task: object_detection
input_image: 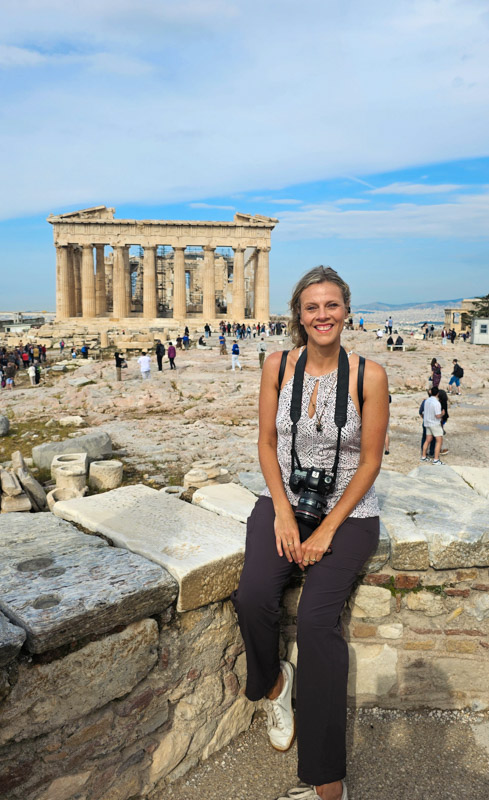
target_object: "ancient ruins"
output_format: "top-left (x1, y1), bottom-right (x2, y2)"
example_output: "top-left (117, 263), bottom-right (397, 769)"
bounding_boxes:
top-left (49, 206), bottom-right (278, 330)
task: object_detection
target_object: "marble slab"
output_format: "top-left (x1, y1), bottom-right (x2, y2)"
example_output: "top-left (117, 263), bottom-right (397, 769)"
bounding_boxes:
top-left (0, 513), bottom-right (177, 653)
top-left (53, 484), bottom-right (246, 612)
top-left (192, 483), bottom-right (257, 523)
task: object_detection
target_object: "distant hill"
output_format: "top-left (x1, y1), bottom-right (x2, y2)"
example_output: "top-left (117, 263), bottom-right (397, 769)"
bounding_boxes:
top-left (352, 298), bottom-right (464, 312)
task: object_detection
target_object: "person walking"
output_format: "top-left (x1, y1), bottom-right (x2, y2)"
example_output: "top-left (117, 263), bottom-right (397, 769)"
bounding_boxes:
top-left (27, 363), bottom-right (36, 386)
top-left (420, 386), bottom-right (444, 464)
top-left (114, 351), bottom-right (125, 381)
top-left (167, 342), bottom-right (176, 370)
top-left (219, 332), bottom-right (227, 355)
top-left (137, 351), bottom-right (151, 380)
top-left (449, 359), bottom-right (463, 394)
top-left (257, 337), bottom-right (267, 369)
top-left (430, 358), bottom-right (441, 389)
top-left (232, 266), bottom-right (388, 800)
top-left (231, 340), bottom-right (242, 371)
top-left (155, 340), bottom-right (166, 371)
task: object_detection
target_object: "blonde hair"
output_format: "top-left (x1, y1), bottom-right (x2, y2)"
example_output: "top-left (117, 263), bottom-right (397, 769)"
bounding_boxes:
top-left (288, 266), bottom-right (351, 347)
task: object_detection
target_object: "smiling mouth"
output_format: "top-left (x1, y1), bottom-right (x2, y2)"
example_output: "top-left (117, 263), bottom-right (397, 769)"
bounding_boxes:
top-left (314, 324), bottom-right (334, 331)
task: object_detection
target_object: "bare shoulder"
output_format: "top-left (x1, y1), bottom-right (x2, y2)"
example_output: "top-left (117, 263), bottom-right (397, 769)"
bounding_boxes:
top-left (363, 357), bottom-right (388, 390)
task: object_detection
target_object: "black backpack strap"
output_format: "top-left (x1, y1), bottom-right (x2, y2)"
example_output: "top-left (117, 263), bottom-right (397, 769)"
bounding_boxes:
top-left (357, 356), bottom-right (365, 415)
top-left (277, 350), bottom-right (289, 396)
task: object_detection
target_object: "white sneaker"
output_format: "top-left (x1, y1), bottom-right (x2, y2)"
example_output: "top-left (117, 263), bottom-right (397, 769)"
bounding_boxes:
top-left (432, 459), bottom-right (444, 465)
top-left (265, 660), bottom-right (295, 751)
top-left (276, 781), bottom-right (348, 799)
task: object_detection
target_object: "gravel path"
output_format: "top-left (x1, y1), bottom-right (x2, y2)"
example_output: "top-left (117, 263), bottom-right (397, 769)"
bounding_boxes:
top-left (160, 708), bottom-right (489, 800)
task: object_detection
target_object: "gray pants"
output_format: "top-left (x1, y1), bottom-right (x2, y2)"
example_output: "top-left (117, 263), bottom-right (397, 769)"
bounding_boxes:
top-left (232, 496), bottom-right (379, 786)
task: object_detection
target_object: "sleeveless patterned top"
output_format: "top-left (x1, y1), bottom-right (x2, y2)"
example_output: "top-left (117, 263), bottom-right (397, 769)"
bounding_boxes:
top-left (262, 360), bottom-right (380, 518)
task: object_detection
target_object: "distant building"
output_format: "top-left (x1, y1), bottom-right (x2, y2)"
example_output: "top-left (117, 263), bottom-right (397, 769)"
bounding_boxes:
top-left (471, 318), bottom-right (489, 346)
top-left (444, 298), bottom-right (478, 333)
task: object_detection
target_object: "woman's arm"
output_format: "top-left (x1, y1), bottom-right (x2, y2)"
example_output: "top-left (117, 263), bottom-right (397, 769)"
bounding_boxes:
top-left (301, 359), bottom-right (389, 565)
top-left (258, 352), bottom-right (303, 566)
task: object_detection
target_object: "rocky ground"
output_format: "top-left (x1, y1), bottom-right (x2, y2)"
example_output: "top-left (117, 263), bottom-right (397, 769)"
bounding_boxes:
top-left (1, 330), bottom-right (488, 484)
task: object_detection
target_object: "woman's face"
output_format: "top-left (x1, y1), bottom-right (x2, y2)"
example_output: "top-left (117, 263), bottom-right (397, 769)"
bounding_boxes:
top-left (299, 281), bottom-right (347, 347)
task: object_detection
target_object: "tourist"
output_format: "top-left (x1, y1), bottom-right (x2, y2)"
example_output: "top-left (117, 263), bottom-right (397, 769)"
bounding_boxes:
top-left (198, 335), bottom-right (206, 346)
top-left (430, 358), bottom-right (441, 389)
top-left (176, 336), bottom-right (183, 349)
top-left (384, 318), bottom-right (389, 334)
top-left (182, 333), bottom-right (190, 350)
top-left (167, 341), bottom-right (176, 370)
top-left (450, 328), bottom-right (456, 344)
top-left (137, 351), bottom-right (151, 380)
top-left (441, 328), bottom-right (447, 346)
top-left (27, 363), bottom-right (36, 386)
top-left (449, 359), bottom-right (464, 394)
top-left (34, 361), bottom-right (42, 385)
top-left (114, 351), bottom-right (125, 381)
top-left (376, 328), bottom-right (384, 339)
top-left (155, 340), bottom-right (166, 371)
top-left (21, 350), bottom-right (29, 369)
top-left (257, 336), bottom-right (267, 369)
top-left (219, 332), bottom-right (227, 355)
top-left (81, 343), bottom-right (88, 359)
top-left (386, 335), bottom-right (394, 347)
top-left (59, 339), bottom-right (65, 353)
top-left (394, 334), bottom-right (404, 349)
top-left (420, 386), bottom-right (444, 464)
top-left (71, 347), bottom-right (77, 359)
top-left (204, 323), bottom-right (211, 338)
top-left (388, 317), bottom-right (393, 335)
top-left (359, 316), bottom-right (364, 330)
top-left (232, 265), bottom-right (388, 800)
top-left (5, 361), bottom-right (17, 389)
top-left (41, 345), bottom-right (47, 362)
top-left (231, 340), bottom-right (242, 371)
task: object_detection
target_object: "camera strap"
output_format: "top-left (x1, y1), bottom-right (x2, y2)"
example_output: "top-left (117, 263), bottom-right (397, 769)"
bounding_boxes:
top-left (289, 346), bottom-right (350, 482)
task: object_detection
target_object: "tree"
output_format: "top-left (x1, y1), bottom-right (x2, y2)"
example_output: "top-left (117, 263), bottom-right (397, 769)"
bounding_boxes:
top-left (471, 294), bottom-right (489, 319)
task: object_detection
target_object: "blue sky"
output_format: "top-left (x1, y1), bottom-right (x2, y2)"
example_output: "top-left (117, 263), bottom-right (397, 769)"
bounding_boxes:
top-left (1, 0), bottom-right (488, 313)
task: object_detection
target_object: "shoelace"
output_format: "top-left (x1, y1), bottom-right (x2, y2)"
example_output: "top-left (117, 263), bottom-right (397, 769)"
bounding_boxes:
top-left (265, 699), bottom-right (286, 732)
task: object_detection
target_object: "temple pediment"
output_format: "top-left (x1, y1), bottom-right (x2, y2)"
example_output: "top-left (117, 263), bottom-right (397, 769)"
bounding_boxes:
top-left (48, 206), bottom-right (115, 222)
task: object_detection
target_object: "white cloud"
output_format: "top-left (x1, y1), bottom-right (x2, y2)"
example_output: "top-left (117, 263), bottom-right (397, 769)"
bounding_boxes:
top-left (0, 45), bottom-right (46, 68)
top-left (368, 182), bottom-right (463, 195)
top-left (275, 191), bottom-right (489, 240)
top-left (252, 197), bottom-right (302, 205)
top-left (0, 0), bottom-right (489, 219)
top-left (335, 198), bottom-right (371, 205)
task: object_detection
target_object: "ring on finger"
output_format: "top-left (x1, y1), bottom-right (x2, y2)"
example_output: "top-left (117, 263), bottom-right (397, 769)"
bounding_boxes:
top-left (286, 541), bottom-right (293, 546)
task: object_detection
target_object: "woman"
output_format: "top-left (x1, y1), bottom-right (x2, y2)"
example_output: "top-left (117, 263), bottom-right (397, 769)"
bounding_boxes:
top-left (232, 266), bottom-right (389, 800)
top-left (431, 358), bottom-right (441, 389)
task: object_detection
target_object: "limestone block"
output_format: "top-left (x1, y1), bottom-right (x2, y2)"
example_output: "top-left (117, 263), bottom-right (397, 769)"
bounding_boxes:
top-left (381, 509), bottom-right (430, 570)
top-left (347, 643), bottom-right (398, 697)
top-left (202, 695), bottom-right (255, 760)
top-left (0, 618), bottom-right (158, 744)
top-left (59, 415), bottom-right (85, 427)
top-left (0, 512), bottom-right (177, 653)
top-left (192, 483), bottom-right (256, 523)
top-left (33, 432), bottom-right (112, 470)
top-left (238, 471), bottom-right (266, 496)
top-left (1, 492), bottom-right (32, 512)
top-left (55, 464), bottom-right (87, 492)
top-left (10, 450), bottom-right (26, 471)
top-left (51, 451), bottom-right (88, 479)
top-left (68, 376), bottom-right (94, 387)
top-left (378, 623), bottom-right (404, 639)
top-left (192, 460), bottom-right (221, 478)
top-left (174, 674), bottom-right (223, 722)
top-left (451, 466), bottom-right (489, 499)
top-left (16, 466), bottom-right (47, 510)
top-left (363, 520), bottom-right (390, 573)
top-left (36, 771), bottom-right (91, 800)
top-left (53, 484), bottom-right (246, 611)
top-left (46, 487), bottom-right (84, 510)
top-left (149, 729), bottom-right (192, 783)
top-left (0, 469), bottom-right (23, 497)
top-left (51, 364), bottom-right (67, 372)
top-left (89, 459), bottom-right (124, 490)
top-left (0, 611), bottom-right (26, 667)
top-left (0, 415), bottom-right (10, 436)
top-left (464, 592), bottom-right (489, 622)
top-left (406, 590), bottom-right (445, 616)
top-left (350, 585), bottom-right (392, 618)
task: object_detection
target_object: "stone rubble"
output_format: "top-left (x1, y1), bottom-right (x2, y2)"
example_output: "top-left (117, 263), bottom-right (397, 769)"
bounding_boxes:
top-left (0, 451), bottom-right (48, 513)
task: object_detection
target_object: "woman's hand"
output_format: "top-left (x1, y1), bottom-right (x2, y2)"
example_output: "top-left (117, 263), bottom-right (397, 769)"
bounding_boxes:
top-left (274, 507), bottom-right (302, 566)
top-left (300, 526), bottom-right (334, 567)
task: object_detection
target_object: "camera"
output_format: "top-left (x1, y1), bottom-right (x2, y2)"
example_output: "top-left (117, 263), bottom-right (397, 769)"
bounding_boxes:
top-left (289, 467), bottom-right (335, 529)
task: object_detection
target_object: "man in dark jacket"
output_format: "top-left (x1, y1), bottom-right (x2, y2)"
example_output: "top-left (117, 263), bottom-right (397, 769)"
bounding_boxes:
top-left (155, 340), bottom-right (166, 371)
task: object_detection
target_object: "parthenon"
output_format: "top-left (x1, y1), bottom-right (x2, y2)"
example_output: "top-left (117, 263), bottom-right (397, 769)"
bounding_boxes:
top-left (48, 206), bottom-right (278, 327)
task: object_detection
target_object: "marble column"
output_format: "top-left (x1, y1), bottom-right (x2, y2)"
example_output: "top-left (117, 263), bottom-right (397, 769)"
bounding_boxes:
top-left (231, 247), bottom-right (245, 321)
top-left (57, 246), bottom-right (70, 319)
top-left (143, 245), bottom-right (157, 319)
top-left (73, 248), bottom-right (82, 316)
top-left (95, 245), bottom-right (107, 316)
top-left (173, 246), bottom-right (186, 318)
top-left (112, 246), bottom-right (127, 319)
top-left (254, 247), bottom-right (270, 322)
top-left (124, 247), bottom-right (131, 316)
top-left (81, 244), bottom-right (96, 318)
top-left (67, 245), bottom-right (76, 317)
top-left (202, 246), bottom-right (216, 320)
top-left (105, 256), bottom-right (114, 312)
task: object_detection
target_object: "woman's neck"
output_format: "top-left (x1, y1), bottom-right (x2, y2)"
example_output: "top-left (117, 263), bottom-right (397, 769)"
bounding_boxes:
top-left (304, 340), bottom-right (341, 375)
